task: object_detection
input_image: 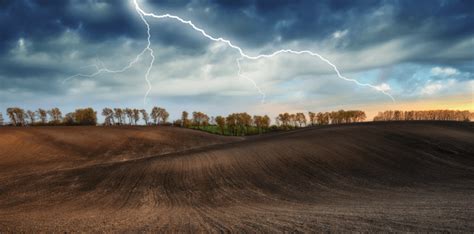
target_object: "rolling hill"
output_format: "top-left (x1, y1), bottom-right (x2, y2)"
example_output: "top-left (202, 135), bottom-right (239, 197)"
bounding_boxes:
top-left (0, 122), bottom-right (473, 232)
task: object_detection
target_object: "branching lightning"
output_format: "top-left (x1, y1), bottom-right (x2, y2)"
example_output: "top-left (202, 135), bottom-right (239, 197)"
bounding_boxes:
top-left (237, 58), bottom-right (266, 103)
top-left (65, 0), bottom-right (395, 104)
top-left (64, 4), bottom-right (154, 104)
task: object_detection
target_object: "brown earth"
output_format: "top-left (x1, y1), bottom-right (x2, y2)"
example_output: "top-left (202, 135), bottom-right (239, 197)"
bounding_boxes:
top-left (0, 122), bottom-right (473, 232)
top-left (0, 126), bottom-right (241, 178)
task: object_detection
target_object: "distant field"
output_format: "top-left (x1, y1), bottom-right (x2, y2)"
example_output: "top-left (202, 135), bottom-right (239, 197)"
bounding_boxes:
top-left (0, 121), bottom-right (473, 232)
top-left (189, 125), bottom-right (273, 135)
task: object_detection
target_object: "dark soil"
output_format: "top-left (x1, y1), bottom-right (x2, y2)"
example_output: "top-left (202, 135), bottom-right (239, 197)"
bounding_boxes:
top-left (0, 122), bottom-right (473, 232)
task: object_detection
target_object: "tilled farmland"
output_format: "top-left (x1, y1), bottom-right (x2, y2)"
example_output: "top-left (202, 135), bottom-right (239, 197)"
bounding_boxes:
top-left (0, 122), bottom-right (473, 232)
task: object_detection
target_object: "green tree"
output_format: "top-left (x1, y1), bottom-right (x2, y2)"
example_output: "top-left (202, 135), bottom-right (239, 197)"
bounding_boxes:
top-left (192, 111), bottom-right (209, 129)
top-left (215, 116), bottom-right (226, 134)
top-left (262, 115), bottom-right (271, 130)
top-left (226, 114), bottom-right (238, 135)
top-left (253, 115), bottom-right (263, 133)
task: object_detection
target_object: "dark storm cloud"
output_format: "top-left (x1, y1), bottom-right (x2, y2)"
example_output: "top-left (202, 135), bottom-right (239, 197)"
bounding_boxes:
top-left (0, 0), bottom-right (472, 106)
top-left (0, 0), bottom-right (70, 51)
top-left (0, 0), bottom-right (140, 99)
top-left (137, 0), bottom-right (474, 88)
top-left (0, 0), bottom-right (142, 48)
top-left (1, 0), bottom-right (473, 58)
top-left (146, 0), bottom-right (474, 52)
top-left (0, 58), bottom-right (63, 78)
top-left (0, 75), bottom-right (65, 94)
top-left (148, 20), bottom-right (211, 54)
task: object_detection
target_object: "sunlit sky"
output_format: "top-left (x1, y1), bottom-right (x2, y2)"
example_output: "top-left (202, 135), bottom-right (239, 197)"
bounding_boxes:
top-left (0, 0), bottom-right (473, 121)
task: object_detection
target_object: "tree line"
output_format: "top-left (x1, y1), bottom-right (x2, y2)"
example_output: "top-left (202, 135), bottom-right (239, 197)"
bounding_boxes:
top-left (101, 107), bottom-right (169, 126)
top-left (1, 107), bottom-right (471, 135)
top-left (276, 110), bottom-right (366, 129)
top-left (216, 113), bottom-right (271, 135)
top-left (172, 111), bottom-right (271, 136)
top-left (373, 110), bottom-right (473, 122)
top-left (3, 107), bottom-right (97, 126)
top-left (1, 107), bottom-right (172, 127)
top-left (0, 107), bottom-right (366, 130)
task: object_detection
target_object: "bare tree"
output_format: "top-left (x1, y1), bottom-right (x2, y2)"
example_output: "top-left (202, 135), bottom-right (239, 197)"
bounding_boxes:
top-left (295, 113), bottom-right (306, 127)
top-left (151, 107), bottom-right (160, 125)
top-left (37, 108), bottom-right (47, 124)
top-left (16, 108), bottom-right (26, 126)
top-left (6, 108), bottom-right (17, 126)
top-left (289, 114), bottom-right (296, 127)
top-left (276, 113), bottom-right (291, 129)
top-left (322, 112), bottom-right (330, 125)
top-left (140, 109), bottom-right (149, 125)
top-left (316, 112), bottom-right (324, 125)
top-left (48, 108), bottom-right (62, 124)
top-left (114, 108), bottom-right (124, 125)
top-left (102, 108), bottom-right (114, 126)
top-left (124, 108), bottom-right (134, 125)
top-left (308, 112), bottom-right (316, 126)
top-left (132, 109), bottom-right (140, 125)
top-left (7, 107), bottom-right (25, 126)
top-left (355, 111), bottom-right (366, 122)
top-left (26, 110), bottom-right (36, 125)
top-left (0, 112), bottom-right (4, 126)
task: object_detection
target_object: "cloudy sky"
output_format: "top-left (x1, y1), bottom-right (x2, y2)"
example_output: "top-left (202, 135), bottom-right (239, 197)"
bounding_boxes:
top-left (0, 0), bottom-right (473, 120)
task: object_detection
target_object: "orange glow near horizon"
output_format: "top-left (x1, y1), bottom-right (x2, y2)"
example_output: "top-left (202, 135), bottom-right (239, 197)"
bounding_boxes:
top-left (362, 94), bottom-right (473, 120)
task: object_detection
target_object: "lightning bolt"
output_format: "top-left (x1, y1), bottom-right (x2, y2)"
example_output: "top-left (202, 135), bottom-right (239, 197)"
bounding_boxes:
top-left (237, 58), bottom-right (266, 103)
top-left (63, 5), bottom-right (154, 104)
top-left (65, 0), bottom-right (395, 104)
